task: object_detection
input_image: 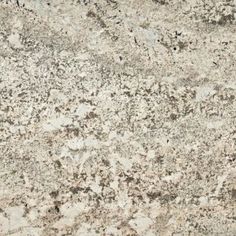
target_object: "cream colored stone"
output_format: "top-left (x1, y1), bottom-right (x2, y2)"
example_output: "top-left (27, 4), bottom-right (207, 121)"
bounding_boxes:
top-left (1, 0), bottom-right (236, 235)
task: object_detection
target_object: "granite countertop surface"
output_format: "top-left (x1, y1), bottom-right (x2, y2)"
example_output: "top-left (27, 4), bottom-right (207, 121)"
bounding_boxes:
top-left (0, 0), bottom-right (236, 235)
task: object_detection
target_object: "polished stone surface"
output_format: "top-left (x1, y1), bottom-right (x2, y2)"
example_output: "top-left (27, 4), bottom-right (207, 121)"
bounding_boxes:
top-left (0, 0), bottom-right (236, 235)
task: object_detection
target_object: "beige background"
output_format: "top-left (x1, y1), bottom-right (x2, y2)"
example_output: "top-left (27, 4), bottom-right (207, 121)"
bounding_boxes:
top-left (0, 0), bottom-right (236, 235)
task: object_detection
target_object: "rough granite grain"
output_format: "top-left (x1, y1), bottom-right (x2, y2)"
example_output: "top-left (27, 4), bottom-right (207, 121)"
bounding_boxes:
top-left (0, 0), bottom-right (236, 235)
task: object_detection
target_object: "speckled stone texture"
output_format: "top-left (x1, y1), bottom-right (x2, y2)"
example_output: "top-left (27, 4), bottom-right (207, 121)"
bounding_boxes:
top-left (0, 0), bottom-right (236, 235)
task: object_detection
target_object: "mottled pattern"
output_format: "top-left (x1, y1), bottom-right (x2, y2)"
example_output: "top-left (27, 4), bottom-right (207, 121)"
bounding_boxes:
top-left (0, 0), bottom-right (236, 235)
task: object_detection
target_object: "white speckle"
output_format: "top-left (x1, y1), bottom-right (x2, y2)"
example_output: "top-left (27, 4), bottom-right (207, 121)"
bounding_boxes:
top-left (67, 138), bottom-right (84, 151)
top-left (108, 131), bottom-right (117, 140)
top-left (9, 125), bottom-right (25, 134)
top-left (67, 136), bottom-right (99, 151)
top-left (110, 178), bottom-right (119, 190)
top-left (145, 231), bottom-right (156, 236)
top-left (84, 136), bottom-right (99, 148)
top-left (215, 174), bottom-right (228, 196)
top-left (90, 182), bottom-right (102, 194)
top-left (53, 202), bottom-right (86, 229)
top-left (117, 192), bottom-right (132, 209)
top-left (147, 150), bottom-right (155, 159)
top-left (28, 208), bottom-right (39, 221)
top-left (5, 206), bottom-right (28, 231)
top-left (129, 214), bottom-right (153, 234)
top-left (206, 120), bottom-right (223, 129)
top-left (8, 33), bottom-right (23, 48)
top-left (105, 226), bottom-right (119, 236)
top-left (61, 202), bottom-right (85, 217)
top-left (43, 116), bottom-right (73, 131)
top-left (0, 215), bottom-right (8, 234)
top-left (49, 89), bottom-right (68, 104)
top-left (195, 86), bottom-right (216, 101)
top-left (76, 223), bottom-right (99, 236)
top-left (199, 196), bottom-right (208, 206)
top-left (75, 104), bottom-right (93, 119)
top-left (117, 156), bottom-right (133, 171)
top-left (162, 172), bottom-right (182, 184)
